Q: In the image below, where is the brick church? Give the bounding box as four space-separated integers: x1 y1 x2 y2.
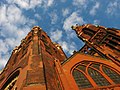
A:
0 24 120 90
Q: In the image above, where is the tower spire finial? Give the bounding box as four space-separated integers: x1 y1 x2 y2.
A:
32 26 42 31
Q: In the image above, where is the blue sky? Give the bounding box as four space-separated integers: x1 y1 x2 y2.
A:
0 0 120 70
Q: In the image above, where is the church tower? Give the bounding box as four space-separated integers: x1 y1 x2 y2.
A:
0 26 67 90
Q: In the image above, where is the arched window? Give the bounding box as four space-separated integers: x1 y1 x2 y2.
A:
103 66 120 84
2 70 20 90
73 69 93 89
72 61 120 89
88 67 110 86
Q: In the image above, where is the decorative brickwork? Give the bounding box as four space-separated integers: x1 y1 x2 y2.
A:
18 54 29 69
42 52 62 90
26 69 45 85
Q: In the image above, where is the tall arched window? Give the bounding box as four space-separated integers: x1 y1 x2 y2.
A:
88 68 110 86
2 70 20 90
103 65 120 84
72 61 120 89
73 69 93 89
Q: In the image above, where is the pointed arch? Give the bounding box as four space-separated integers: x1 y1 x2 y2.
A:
102 65 120 84
1 70 20 90
72 69 93 89
71 61 120 89
88 67 110 86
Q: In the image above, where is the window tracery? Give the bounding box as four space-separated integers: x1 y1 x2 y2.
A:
73 69 93 89
103 65 120 84
72 61 120 89
2 70 20 90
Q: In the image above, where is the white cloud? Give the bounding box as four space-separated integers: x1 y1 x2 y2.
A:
0 39 16 69
7 0 29 9
0 4 35 69
47 0 54 7
5 5 26 25
0 40 8 54
7 0 54 10
62 8 70 17
63 12 85 31
89 2 100 16
60 41 68 52
73 0 87 8
49 28 77 55
49 12 58 24
106 0 120 15
93 19 100 25
34 13 41 20
58 41 77 55
0 4 34 38
50 29 63 42
0 58 8 69
62 11 85 55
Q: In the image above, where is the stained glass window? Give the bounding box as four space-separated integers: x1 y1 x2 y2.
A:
77 65 86 72
73 69 93 89
72 61 120 89
88 68 110 86
103 66 120 84
91 63 100 70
